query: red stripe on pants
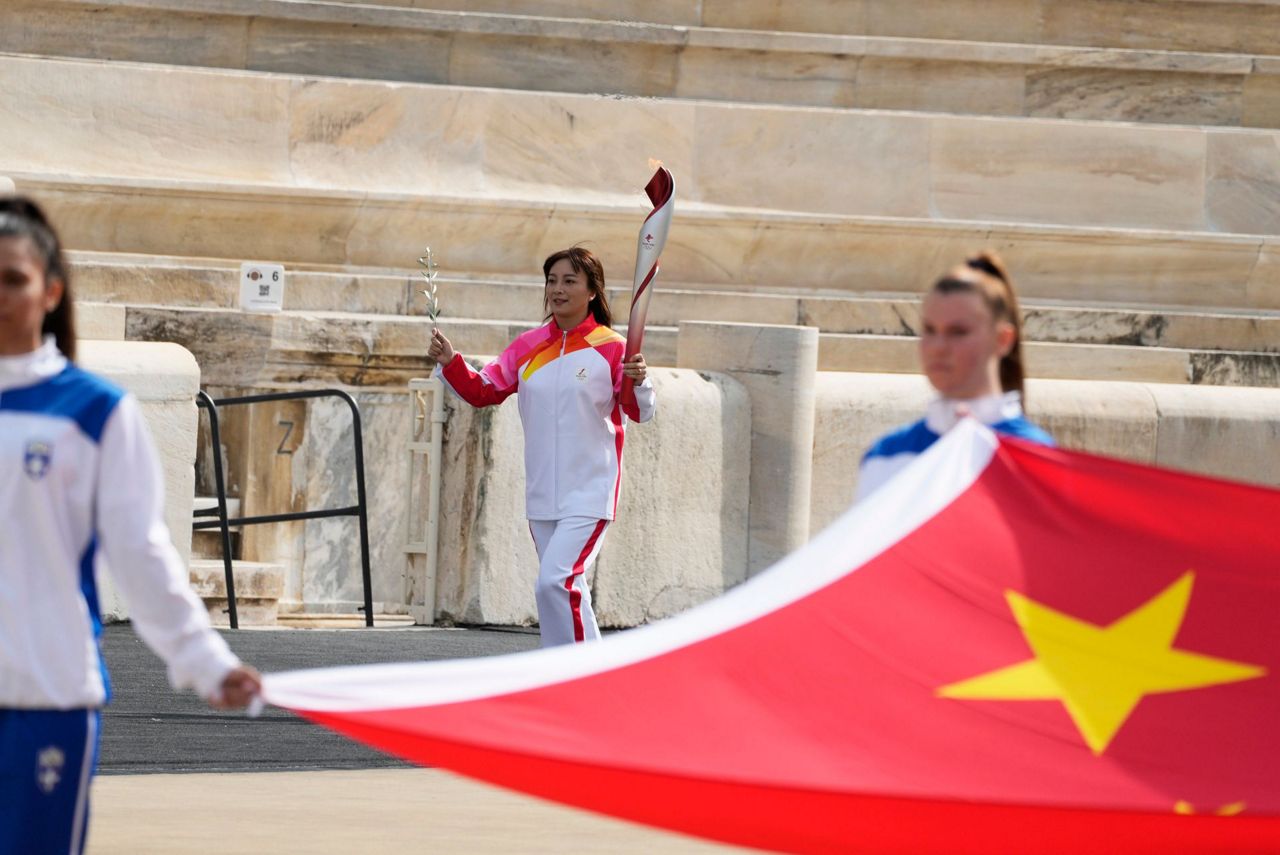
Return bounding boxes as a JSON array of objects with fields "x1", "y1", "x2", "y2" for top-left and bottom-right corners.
[{"x1": 566, "y1": 520, "x2": 608, "y2": 643}]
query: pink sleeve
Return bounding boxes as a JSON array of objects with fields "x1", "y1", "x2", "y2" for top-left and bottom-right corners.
[{"x1": 439, "y1": 336, "x2": 526, "y2": 408}]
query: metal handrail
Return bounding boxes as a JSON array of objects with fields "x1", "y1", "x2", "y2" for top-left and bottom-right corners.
[{"x1": 194, "y1": 389, "x2": 374, "y2": 628}]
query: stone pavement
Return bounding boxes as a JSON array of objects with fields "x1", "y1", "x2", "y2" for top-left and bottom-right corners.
[
  {"x1": 87, "y1": 768, "x2": 750, "y2": 854},
  {"x1": 93, "y1": 623, "x2": 750, "y2": 852}
]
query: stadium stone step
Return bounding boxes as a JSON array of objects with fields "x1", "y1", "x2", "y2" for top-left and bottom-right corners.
[
  {"x1": 3, "y1": 0, "x2": 1275, "y2": 127},
  {"x1": 96, "y1": 303, "x2": 1280, "y2": 388},
  {"x1": 68, "y1": 252, "x2": 1280, "y2": 355},
  {"x1": 3, "y1": 54, "x2": 1280, "y2": 236},
  {"x1": 189, "y1": 557, "x2": 284, "y2": 627},
  {"x1": 322, "y1": 0, "x2": 1280, "y2": 58},
  {"x1": 27, "y1": 172, "x2": 1280, "y2": 313}
]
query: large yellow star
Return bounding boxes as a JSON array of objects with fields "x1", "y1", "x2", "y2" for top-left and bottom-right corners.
[{"x1": 937, "y1": 572, "x2": 1266, "y2": 755}]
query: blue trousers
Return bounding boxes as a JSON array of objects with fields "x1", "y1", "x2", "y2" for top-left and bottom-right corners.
[{"x1": 0, "y1": 709, "x2": 100, "y2": 855}]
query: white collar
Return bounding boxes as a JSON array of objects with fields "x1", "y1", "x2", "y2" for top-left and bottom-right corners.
[
  {"x1": 924, "y1": 390, "x2": 1023, "y2": 435},
  {"x1": 0, "y1": 335, "x2": 68, "y2": 392}
]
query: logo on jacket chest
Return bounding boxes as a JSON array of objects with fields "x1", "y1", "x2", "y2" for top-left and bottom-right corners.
[
  {"x1": 24, "y1": 440, "x2": 53, "y2": 481},
  {"x1": 574, "y1": 368, "x2": 588, "y2": 383}
]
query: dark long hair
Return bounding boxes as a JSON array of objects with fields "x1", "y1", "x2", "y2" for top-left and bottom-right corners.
[
  {"x1": 930, "y1": 250, "x2": 1025, "y2": 399},
  {"x1": 542, "y1": 246, "x2": 612, "y2": 327},
  {"x1": 0, "y1": 196, "x2": 76, "y2": 360}
]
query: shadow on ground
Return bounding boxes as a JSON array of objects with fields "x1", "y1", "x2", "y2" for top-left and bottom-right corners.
[{"x1": 99, "y1": 624, "x2": 539, "y2": 775}]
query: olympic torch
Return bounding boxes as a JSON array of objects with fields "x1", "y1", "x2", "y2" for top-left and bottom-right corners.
[{"x1": 620, "y1": 164, "x2": 674, "y2": 420}]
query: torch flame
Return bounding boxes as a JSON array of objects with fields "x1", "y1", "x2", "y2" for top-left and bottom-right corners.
[{"x1": 648, "y1": 158, "x2": 664, "y2": 171}]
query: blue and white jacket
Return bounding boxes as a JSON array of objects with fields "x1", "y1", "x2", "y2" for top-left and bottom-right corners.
[
  {"x1": 1, "y1": 338, "x2": 238, "y2": 709},
  {"x1": 856, "y1": 391, "x2": 1053, "y2": 502}
]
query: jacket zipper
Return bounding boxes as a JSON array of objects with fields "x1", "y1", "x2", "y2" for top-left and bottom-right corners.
[{"x1": 553, "y1": 329, "x2": 567, "y2": 510}]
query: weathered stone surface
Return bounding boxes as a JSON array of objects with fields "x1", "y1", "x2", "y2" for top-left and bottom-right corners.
[
  {"x1": 5, "y1": 54, "x2": 1280, "y2": 238},
  {"x1": 189, "y1": 559, "x2": 284, "y2": 627},
  {"x1": 678, "y1": 322, "x2": 817, "y2": 574},
  {"x1": 1206, "y1": 131, "x2": 1280, "y2": 235},
  {"x1": 1148, "y1": 383, "x2": 1280, "y2": 484},
  {"x1": 68, "y1": 252, "x2": 1280, "y2": 356},
  {"x1": 27, "y1": 174, "x2": 1280, "y2": 312},
  {"x1": 809, "y1": 372, "x2": 1280, "y2": 534},
  {"x1": 78, "y1": 341, "x2": 201, "y2": 622},
  {"x1": 593, "y1": 370, "x2": 751, "y2": 627},
  {"x1": 5, "y1": 0, "x2": 1274, "y2": 125},
  {"x1": 79, "y1": 303, "x2": 127, "y2": 340},
  {"x1": 1026, "y1": 68, "x2": 1245, "y2": 125}
]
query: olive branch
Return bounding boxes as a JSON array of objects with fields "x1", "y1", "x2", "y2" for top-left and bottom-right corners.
[{"x1": 417, "y1": 246, "x2": 441, "y2": 322}]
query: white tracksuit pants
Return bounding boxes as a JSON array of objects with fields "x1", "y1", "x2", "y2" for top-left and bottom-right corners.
[{"x1": 529, "y1": 517, "x2": 609, "y2": 647}]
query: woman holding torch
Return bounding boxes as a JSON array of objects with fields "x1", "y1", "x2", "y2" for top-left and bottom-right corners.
[{"x1": 428, "y1": 247, "x2": 656, "y2": 646}]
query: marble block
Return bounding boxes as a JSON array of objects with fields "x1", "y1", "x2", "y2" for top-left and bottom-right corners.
[
  {"x1": 1205, "y1": 131, "x2": 1280, "y2": 236},
  {"x1": 854, "y1": 57, "x2": 1026, "y2": 116},
  {"x1": 9, "y1": 52, "x2": 1280, "y2": 238},
  {"x1": 78, "y1": 340, "x2": 201, "y2": 622},
  {"x1": 929, "y1": 116, "x2": 1208, "y2": 232},
  {"x1": 592, "y1": 370, "x2": 751, "y2": 627},
  {"x1": 678, "y1": 322, "x2": 819, "y2": 574},
  {"x1": 809, "y1": 372, "x2": 1280, "y2": 536},
  {"x1": 1026, "y1": 68, "x2": 1244, "y2": 126}
]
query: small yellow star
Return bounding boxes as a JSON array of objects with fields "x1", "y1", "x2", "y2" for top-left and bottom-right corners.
[
  {"x1": 937, "y1": 572, "x2": 1266, "y2": 755},
  {"x1": 1174, "y1": 800, "x2": 1246, "y2": 816}
]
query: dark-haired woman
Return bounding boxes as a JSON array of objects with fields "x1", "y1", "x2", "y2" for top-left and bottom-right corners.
[
  {"x1": 856, "y1": 251, "x2": 1052, "y2": 501},
  {"x1": 0, "y1": 197, "x2": 260, "y2": 854},
  {"x1": 429, "y1": 247, "x2": 655, "y2": 646}
]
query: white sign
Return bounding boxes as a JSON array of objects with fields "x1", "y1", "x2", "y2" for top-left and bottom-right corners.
[{"x1": 239, "y1": 262, "x2": 285, "y2": 313}]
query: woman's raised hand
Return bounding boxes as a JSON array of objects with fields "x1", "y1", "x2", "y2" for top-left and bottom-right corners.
[
  {"x1": 428, "y1": 327, "x2": 456, "y2": 365},
  {"x1": 622, "y1": 353, "x2": 647, "y2": 382}
]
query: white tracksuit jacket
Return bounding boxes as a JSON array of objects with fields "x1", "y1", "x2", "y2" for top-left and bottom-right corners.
[
  {"x1": 0, "y1": 338, "x2": 239, "y2": 709},
  {"x1": 435, "y1": 316, "x2": 656, "y2": 521}
]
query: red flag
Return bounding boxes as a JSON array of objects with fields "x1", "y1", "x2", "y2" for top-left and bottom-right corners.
[{"x1": 264, "y1": 421, "x2": 1280, "y2": 853}]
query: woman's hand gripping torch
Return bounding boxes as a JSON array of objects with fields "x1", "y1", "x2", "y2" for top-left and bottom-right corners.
[{"x1": 620, "y1": 164, "x2": 674, "y2": 420}]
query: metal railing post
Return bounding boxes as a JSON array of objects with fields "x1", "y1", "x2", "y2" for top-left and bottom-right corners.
[
  {"x1": 192, "y1": 389, "x2": 375, "y2": 628},
  {"x1": 195, "y1": 392, "x2": 238, "y2": 629},
  {"x1": 334, "y1": 390, "x2": 375, "y2": 628}
]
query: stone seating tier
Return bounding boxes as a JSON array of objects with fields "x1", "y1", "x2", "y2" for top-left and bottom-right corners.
[
  {"x1": 26, "y1": 173, "x2": 1280, "y2": 312},
  {"x1": 78, "y1": 301, "x2": 1280, "y2": 389},
  {"x1": 5, "y1": 56, "x2": 1279, "y2": 236},
  {"x1": 4, "y1": 0, "x2": 1276, "y2": 127},
  {"x1": 306, "y1": 0, "x2": 1280, "y2": 58},
  {"x1": 67, "y1": 251, "x2": 1280, "y2": 355}
]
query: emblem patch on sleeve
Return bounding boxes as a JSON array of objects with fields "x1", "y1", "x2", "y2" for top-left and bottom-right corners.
[{"x1": 24, "y1": 440, "x2": 52, "y2": 481}]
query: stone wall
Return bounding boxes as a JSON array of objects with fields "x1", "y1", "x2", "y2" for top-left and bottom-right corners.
[
  {"x1": 78, "y1": 340, "x2": 200, "y2": 621},
  {"x1": 810, "y1": 372, "x2": 1280, "y2": 535}
]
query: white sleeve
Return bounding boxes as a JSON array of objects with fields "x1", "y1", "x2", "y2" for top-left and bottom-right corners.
[
  {"x1": 632, "y1": 377, "x2": 656, "y2": 423},
  {"x1": 96, "y1": 395, "x2": 239, "y2": 700}
]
